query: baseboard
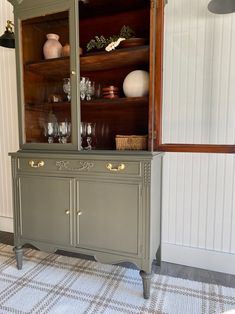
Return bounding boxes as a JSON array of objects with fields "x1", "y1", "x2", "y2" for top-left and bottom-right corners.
[
  {"x1": 162, "y1": 243, "x2": 235, "y2": 275},
  {"x1": 0, "y1": 216, "x2": 13, "y2": 233}
]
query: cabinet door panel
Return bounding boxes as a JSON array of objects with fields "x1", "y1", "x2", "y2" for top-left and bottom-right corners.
[
  {"x1": 18, "y1": 176, "x2": 73, "y2": 246},
  {"x1": 76, "y1": 180, "x2": 141, "y2": 256},
  {"x1": 14, "y1": 1, "x2": 79, "y2": 150}
]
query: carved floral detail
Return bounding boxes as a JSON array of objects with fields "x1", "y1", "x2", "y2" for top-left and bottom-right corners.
[{"x1": 56, "y1": 160, "x2": 94, "y2": 171}]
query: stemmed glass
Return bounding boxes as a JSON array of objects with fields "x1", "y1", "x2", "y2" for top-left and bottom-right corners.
[
  {"x1": 44, "y1": 122, "x2": 58, "y2": 144},
  {"x1": 63, "y1": 78, "x2": 71, "y2": 101},
  {"x1": 86, "y1": 123, "x2": 94, "y2": 150},
  {"x1": 80, "y1": 77, "x2": 89, "y2": 100},
  {"x1": 80, "y1": 122, "x2": 86, "y2": 150},
  {"x1": 80, "y1": 122, "x2": 96, "y2": 150},
  {"x1": 58, "y1": 121, "x2": 71, "y2": 144},
  {"x1": 86, "y1": 122, "x2": 96, "y2": 150},
  {"x1": 86, "y1": 80, "x2": 95, "y2": 101}
]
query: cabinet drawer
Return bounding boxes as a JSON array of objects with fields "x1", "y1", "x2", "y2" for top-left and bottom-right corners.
[{"x1": 17, "y1": 158, "x2": 141, "y2": 177}]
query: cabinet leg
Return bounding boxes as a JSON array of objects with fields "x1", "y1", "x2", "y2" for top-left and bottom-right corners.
[
  {"x1": 15, "y1": 246, "x2": 23, "y2": 270},
  {"x1": 139, "y1": 270, "x2": 153, "y2": 299},
  {"x1": 156, "y1": 247, "x2": 161, "y2": 267}
]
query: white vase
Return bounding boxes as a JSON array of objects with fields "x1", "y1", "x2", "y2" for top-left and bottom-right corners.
[
  {"x1": 123, "y1": 70, "x2": 149, "y2": 97},
  {"x1": 43, "y1": 33, "x2": 62, "y2": 59}
]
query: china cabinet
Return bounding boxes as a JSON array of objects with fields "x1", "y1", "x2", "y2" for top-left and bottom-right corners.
[{"x1": 9, "y1": 0, "x2": 164, "y2": 299}]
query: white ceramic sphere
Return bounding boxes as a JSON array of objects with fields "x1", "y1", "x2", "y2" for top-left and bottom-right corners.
[{"x1": 123, "y1": 70, "x2": 149, "y2": 97}]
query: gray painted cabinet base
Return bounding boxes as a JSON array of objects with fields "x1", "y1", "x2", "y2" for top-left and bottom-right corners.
[{"x1": 10, "y1": 151, "x2": 163, "y2": 299}]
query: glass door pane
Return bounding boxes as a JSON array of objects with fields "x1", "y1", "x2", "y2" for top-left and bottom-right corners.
[
  {"x1": 21, "y1": 11, "x2": 72, "y2": 145},
  {"x1": 78, "y1": 0, "x2": 150, "y2": 150}
]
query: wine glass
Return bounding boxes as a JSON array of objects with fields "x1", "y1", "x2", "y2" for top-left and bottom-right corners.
[
  {"x1": 80, "y1": 122, "x2": 86, "y2": 150},
  {"x1": 58, "y1": 121, "x2": 71, "y2": 144},
  {"x1": 86, "y1": 80, "x2": 95, "y2": 101},
  {"x1": 63, "y1": 78, "x2": 71, "y2": 101},
  {"x1": 44, "y1": 122, "x2": 58, "y2": 143},
  {"x1": 86, "y1": 122, "x2": 96, "y2": 150},
  {"x1": 80, "y1": 77, "x2": 89, "y2": 100}
]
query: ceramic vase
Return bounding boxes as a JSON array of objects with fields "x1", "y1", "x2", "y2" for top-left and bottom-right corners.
[{"x1": 43, "y1": 33, "x2": 62, "y2": 59}]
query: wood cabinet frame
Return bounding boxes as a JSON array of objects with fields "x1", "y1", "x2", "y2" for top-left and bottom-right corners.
[{"x1": 154, "y1": 0, "x2": 235, "y2": 154}]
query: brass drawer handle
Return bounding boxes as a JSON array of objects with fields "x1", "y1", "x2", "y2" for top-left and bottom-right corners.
[
  {"x1": 106, "y1": 163, "x2": 125, "y2": 172},
  {"x1": 29, "y1": 160, "x2": 45, "y2": 168}
]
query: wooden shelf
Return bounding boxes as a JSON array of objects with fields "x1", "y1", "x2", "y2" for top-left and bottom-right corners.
[
  {"x1": 81, "y1": 96, "x2": 148, "y2": 108},
  {"x1": 25, "y1": 97, "x2": 148, "y2": 111},
  {"x1": 25, "y1": 57, "x2": 69, "y2": 78},
  {"x1": 81, "y1": 46, "x2": 149, "y2": 71},
  {"x1": 25, "y1": 102, "x2": 70, "y2": 111},
  {"x1": 25, "y1": 46, "x2": 149, "y2": 77}
]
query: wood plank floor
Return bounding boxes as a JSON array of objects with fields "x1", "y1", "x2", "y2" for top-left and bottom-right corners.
[{"x1": 1, "y1": 231, "x2": 235, "y2": 288}]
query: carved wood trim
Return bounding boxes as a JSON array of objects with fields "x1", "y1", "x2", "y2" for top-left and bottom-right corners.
[
  {"x1": 56, "y1": 161, "x2": 94, "y2": 171},
  {"x1": 144, "y1": 162, "x2": 151, "y2": 185}
]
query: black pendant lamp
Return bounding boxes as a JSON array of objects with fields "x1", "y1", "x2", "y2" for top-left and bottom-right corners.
[
  {"x1": 208, "y1": 0, "x2": 235, "y2": 14},
  {"x1": 0, "y1": 20, "x2": 15, "y2": 49}
]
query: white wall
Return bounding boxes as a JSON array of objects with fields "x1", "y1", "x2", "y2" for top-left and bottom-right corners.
[
  {"x1": 161, "y1": 153, "x2": 235, "y2": 274},
  {"x1": 0, "y1": 0, "x2": 19, "y2": 232},
  {"x1": 0, "y1": 0, "x2": 235, "y2": 275},
  {"x1": 161, "y1": 0, "x2": 235, "y2": 275}
]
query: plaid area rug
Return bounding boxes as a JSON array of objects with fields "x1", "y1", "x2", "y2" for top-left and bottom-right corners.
[{"x1": 0, "y1": 244, "x2": 235, "y2": 314}]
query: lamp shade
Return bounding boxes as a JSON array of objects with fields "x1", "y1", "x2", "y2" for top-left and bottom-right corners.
[
  {"x1": 0, "y1": 20, "x2": 15, "y2": 49},
  {"x1": 208, "y1": 0, "x2": 235, "y2": 14}
]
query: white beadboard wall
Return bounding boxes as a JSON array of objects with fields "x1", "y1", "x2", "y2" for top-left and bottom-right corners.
[
  {"x1": 0, "y1": 1, "x2": 19, "y2": 232},
  {"x1": 161, "y1": 153, "x2": 235, "y2": 274},
  {"x1": 0, "y1": 0, "x2": 235, "y2": 275},
  {"x1": 161, "y1": 0, "x2": 235, "y2": 274}
]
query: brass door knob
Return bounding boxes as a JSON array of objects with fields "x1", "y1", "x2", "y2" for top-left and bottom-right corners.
[{"x1": 65, "y1": 210, "x2": 70, "y2": 215}]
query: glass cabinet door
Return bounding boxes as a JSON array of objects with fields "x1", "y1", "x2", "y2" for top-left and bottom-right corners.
[
  {"x1": 78, "y1": 0, "x2": 151, "y2": 150},
  {"x1": 14, "y1": 0, "x2": 159, "y2": 151},
  {"x1": 18, "y1": 4, "x2": 79, "y2": 149}
]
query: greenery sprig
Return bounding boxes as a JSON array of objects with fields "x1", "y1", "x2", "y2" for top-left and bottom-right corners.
[{"x1": 86, "y1": 25, "x2": 135, "y2": 52}]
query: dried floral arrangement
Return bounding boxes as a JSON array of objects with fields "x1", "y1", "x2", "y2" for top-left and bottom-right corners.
[{"x1": 86, "y1": 25, "x2": 135, "y2": 52}]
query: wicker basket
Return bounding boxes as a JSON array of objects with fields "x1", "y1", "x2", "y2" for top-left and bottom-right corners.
[{"x1": 115, "y1": 135, "x2": 148, "y2": 150}]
